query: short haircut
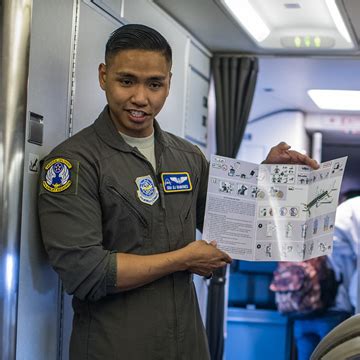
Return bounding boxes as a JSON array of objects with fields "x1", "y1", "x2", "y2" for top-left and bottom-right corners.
[{"x1": 105, "y1": 24, "x2": 172, "y2": 66}]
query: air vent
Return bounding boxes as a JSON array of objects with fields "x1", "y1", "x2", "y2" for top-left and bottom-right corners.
[{"x1": 284, "y1": 3, "x2": 301, "y2": 9}]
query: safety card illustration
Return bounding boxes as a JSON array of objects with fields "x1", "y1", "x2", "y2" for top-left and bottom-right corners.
[{"x1": 202, "y1": 155, "x2": 347, "y2": 261}]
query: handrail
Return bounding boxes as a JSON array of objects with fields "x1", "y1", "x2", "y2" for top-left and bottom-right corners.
[{"x1": 0, "y1": 1, "x2": 32, "y2": 359}]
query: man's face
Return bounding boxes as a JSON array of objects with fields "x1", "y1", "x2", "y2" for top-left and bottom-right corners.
[{"x1": 99, "y1": 49, "x2": 171, "y2": 138}]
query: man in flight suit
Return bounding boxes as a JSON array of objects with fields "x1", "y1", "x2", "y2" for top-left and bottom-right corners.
[{"x1": 38, "y1": 24, "x2": 319, "y2": 359}]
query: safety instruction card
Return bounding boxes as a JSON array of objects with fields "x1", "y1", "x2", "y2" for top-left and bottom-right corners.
[{"x1": 202, "y1": 155, "x2": 347, "y2": 261}]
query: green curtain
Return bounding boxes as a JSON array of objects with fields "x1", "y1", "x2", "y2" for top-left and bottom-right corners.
[{"x1": 206, "y1": 55, "x2": 259, "y2": 360}]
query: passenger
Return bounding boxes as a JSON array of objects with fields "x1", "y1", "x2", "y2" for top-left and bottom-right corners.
[
  {"x1": 330, "y1": 192, "x2": 360, "y2": 313},
  {"x1": 293, "y1": 192, "x2": 360, "y2": 360},
  {"x1": 37, "y1": 23, "x2": 319, "y2": 360}
]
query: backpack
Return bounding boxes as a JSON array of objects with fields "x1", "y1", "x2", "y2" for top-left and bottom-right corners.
[{"x1": 269, "y1": 256, "x2": 339, "y2": 317}]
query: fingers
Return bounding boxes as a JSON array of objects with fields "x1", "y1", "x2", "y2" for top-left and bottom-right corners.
[
  {"x1": 264, "y1": 141, "x2": 319, "y2": 169},
  {"x1": 206, "y1": 240, "x2": 232, "y2": 263},
  {"x1": 222, "y1": 253, "x2": 232, "y2": 264},
  {"x1": 263, "y1": 142, "x2": 291, "y2": 164},
  {"x1": 192, "y1": 260, "x2": 229, "y2": 276},
  {"x1": 286, "y1": 150, "x2": 320, "y2": 169},
  {"x1": 186, "y1": 240, "x2": 232, "y2": 275},
  {"x1": 219, "y1": 260, "x2": 231, "y2": 267},
  {"x1": 277, "y1": 141, "x2": 291, "y2": 151}
]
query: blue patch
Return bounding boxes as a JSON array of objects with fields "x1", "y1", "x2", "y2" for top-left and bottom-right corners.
[
  {"x1": 161, "y1": 172, "x2": 192, "y2": 193},
  {"x1": 135, "y1": 175, "x2": 159, "y2": 205}
]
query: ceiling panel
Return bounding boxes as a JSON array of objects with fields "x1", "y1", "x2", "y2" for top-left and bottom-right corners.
[
  {"x1": 153, "y1": 0, "x2": 360, "y2": 145},
  {"x1": 154, "y1": 0, "x2": 257, "y2": 52},
  {"x1": 154, "y1": 0, "x2": 360, "y2": 55},
  {"x1": 343, "y1": 0, "x2": 360, "y2": 43},
  {"x1": 250, "y1": 57, "x2": 360, "y2": 119}
]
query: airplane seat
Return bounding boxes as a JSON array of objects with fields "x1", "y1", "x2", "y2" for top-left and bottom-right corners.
[{"x1": 310, "y1": 314, "x2": 360, "y2": 360}]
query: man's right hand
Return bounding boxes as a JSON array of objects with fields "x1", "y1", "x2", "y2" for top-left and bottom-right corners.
[
  {"x1": 179, "y1": 240, "x2": 232, "y2": 277},
  {"x1": 115, "y1": 240, "x2": 232, "y2": 291}
]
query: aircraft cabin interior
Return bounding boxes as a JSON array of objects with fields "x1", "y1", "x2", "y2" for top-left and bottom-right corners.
[{"x1": 1, "y1": 1, "x2": 360, "y2": 359}]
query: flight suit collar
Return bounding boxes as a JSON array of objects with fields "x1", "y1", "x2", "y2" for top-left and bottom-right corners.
[{"x1": 93, "y1": 106, "x2": 168, "y2": 153}]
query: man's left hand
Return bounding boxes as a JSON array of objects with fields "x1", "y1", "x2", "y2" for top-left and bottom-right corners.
[{"x1": 263, "y1": 142, "x2": 319, "y2": 169}]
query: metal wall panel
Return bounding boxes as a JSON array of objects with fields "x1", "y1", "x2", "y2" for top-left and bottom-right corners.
[
  {"x1": 15, "y1": 0, "x2": 74, "y2": 359},
  {"x1": 59, "y1": 4, "x2": 122, "y2": 357},
  {"x1": 71, "y1": 1, "x2": 121, "y2": 134},
  {"x1": 184, "y1": 43, "x2": 211, "y2": 152},
  {"x1": 123, "y1": 0, "x2": 191, "y2": 137},
  {"x1": 91, "y1": 0, "x2": 124, "y2": 19},
  {"x1": 184, "y1": 67, "x2": 210, "y2": 151}
]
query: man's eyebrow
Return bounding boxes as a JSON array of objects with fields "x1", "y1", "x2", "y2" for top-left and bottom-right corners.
[
  {"x1": 114, "y1": 72, "x2": 166, "y2": 81},
  {"x1": 148, "y1": 76, "x2": 167, "y2": 81},
  {"x1": 114, "y1": 72, "x2": 136, "y2": 77}
]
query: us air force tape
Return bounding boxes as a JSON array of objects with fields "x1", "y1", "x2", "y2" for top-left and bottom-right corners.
[{"x1": 161, "y1": 172, "x2": 192, "y2": 193}]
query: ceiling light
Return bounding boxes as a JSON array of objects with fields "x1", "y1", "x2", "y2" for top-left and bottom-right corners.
[
  {"x1": 325, "y1": 0, "x2": 352, "y2": 43},
  {"x1": 221, "y1": 0, "x2": 270, "y2": 42},
  {"x1": 218, "y1": 0, "x2": 355, "y2": 50},
  {"x1": 308, "y1": 90, "x2": 360, "y2": 111},
  {"x1": 284, "y1": 3, "x2": 301, "y2": 9}
]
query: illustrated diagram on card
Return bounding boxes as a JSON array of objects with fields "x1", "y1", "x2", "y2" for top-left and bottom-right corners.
[{"x1": 202, "y1": 155, "x2": 347, "y2": 261}]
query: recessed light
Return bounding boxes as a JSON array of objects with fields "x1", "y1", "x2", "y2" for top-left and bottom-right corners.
[
  {"x1": 221, "y1": 0, "x2": 270, "y2": 42},
  {"x1": 308, "y1": 89, "x2": 360, "y2": 111},
  {"x1": 284, "y1": 3, "x2": 301, "y2": 9}
]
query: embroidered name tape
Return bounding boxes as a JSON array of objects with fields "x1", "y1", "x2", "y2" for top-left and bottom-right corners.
[
  {"x1": 135, "y1": 175, "x2": 159, "y2": 205},
  {"x1": 161, "y1": 172, "x2": 192, "y2": 193},
  {"x1": 42, "y1": 158, "x2": 73, "y2": 193}
]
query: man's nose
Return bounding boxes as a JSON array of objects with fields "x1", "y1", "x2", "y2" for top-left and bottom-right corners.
[{"x1": 130, "y1": 85, "x2": 148, "y2": 106}]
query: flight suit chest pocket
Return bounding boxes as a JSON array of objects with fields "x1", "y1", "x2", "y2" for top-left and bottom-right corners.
[
  {"x1": 101, "y1": 178, "x2": 150, "y2": 254},
  {"x1": 181, "y1": 176, "x2": 199, "y2": 245},
  {"x1": 164, "y1": 175, "x2": 199, "y2": 246}
]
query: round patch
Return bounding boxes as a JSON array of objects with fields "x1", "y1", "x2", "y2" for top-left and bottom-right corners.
[
  {"x1": 139, "y1": 178, "x2": 155, "y2": 196},
  {"x1": 43, "y1": 158, "x2": 72, "y2": 193}
]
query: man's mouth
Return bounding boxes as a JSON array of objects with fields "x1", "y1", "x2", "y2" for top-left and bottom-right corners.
[{"x1": 128, "y1": 110, "x2": 148, "y2": 119}]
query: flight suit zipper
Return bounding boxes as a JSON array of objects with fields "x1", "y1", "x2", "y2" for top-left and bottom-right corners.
[
  {"x1": 132, "y1": 146, "x2": 181, "y2": 358},
  {"x1": 131, "y1": 147, "x2": 166, "y2": 209}
]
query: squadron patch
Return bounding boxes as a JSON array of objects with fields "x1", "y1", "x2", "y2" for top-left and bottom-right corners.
[
  {"x1": 135, "y1": 175, "x2": 159, "y2": 205},
  {"x1": 161, "y1": 172, "x2": 192, "y2": 193},
  {"x1": 42, "y1": 158, "x2": 73, "y2": 193}
]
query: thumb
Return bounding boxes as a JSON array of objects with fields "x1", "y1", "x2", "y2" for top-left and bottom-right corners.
[{"x1": 278, "y1": 141, "x2": 291, "y2": 150}]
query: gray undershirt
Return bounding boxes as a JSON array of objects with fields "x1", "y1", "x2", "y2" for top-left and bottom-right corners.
[{"x1": 119, "y1": 130, "x2": 156, "y2": 171}]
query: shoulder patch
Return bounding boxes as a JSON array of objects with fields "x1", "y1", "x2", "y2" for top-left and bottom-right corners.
[{"x1": 40, "y1": 158, "x2": 79, "y2": 194}]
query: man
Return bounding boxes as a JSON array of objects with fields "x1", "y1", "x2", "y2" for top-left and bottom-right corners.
[
  {"x1": 38, "y1": 24, "x2": 319, "y2": 359},
  {"x1": 331, "y1": 193, "x2": 360, "y2": 311}
]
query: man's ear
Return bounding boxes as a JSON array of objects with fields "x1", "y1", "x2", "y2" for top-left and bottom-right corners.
[
  {"x1": 167, "y1": 71, "x2": 172, "y2": 96},
  {"x1": 98, "y1": 63, "x2": 107, "y2": 90}
]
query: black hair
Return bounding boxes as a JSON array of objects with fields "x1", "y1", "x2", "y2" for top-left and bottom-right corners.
[{"x1": 105, "y1": 24, "x2": 172, "y2": 65}]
